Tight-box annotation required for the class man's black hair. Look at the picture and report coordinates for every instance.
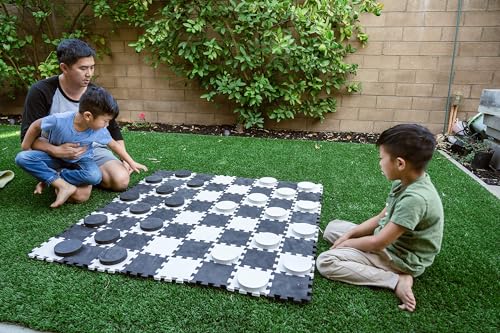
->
[376,124,436,170]
[56,39,96,66]
[79,86,119,119]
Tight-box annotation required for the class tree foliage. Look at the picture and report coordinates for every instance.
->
[0,0,106,98]
[101,0,382,128]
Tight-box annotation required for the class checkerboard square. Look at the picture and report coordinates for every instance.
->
[160,223,193,238]
[116,233,154,251]
[226,216,259,232]
[142,236,182,256]
[219,230,252,246]
[187,200,214,212]
[235,205,263,218]
[192,262,234,287]
[194,190,222,202]
[172,211,205,225]
[240,249,277,270]
[188,225,223,242]
[148,208,179,221]
[108,216,141,230]
[226,184,251,195]
[174,240,212,259]
[200,214,230,227]
[123,254,167,277]
[156,257,202,282]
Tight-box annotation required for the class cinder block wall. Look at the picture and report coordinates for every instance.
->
[1,0,499,134]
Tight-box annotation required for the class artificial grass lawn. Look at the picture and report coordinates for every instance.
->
[0,124,498,333]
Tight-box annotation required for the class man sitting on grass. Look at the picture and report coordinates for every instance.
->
[316,124,444,312]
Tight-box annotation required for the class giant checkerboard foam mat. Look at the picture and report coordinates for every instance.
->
[29,170,323,302]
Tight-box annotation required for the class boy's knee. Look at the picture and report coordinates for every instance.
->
[316,251,341,278]
[15,151,29,166]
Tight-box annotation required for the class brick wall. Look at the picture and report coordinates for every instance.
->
[1,0,499,134]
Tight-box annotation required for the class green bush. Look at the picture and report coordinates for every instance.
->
[103,0,382,128]
[0,0,106,98]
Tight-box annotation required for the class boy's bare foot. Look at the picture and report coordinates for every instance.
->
[50,178,77,208]
[395,274,416,312]
[34,182,46,194]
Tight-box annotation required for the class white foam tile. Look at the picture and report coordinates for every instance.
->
[156,257,202,282]
[225,184,251,195]
[28,237,65,262]
[226,216,259,232]
[187,225,224,242]
[193,190,222,202]
[141,236,183,257]
[211,175,236,185]
[172,211,205,225]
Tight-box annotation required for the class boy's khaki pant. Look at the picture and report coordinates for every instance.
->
[316,220,400,290]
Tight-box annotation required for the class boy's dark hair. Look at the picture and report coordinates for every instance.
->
[79,86,119,119]
[57,39,96,66]
[376,124,436,170]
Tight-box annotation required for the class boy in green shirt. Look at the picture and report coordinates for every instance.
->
[316,124,444,312]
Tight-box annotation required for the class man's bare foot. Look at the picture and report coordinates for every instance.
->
[34,182,46,194]
[395,274,416,312]
[50,179,77,208]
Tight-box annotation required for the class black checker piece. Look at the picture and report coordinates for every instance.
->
[140,217,164,232]
[156,184,175,195]
[165,195,184,208]
[84,214,107,228]
[174,170,192,178]
[187,178,205,188]
[174,240,211,259]
[120,190,140,202]
[61,245,104,266]
[54,239,83,257]
[99,246,128,265]
[130,203,151,214]
[94,229,121,244]
[240,249,277,270]
[145,174,163,183]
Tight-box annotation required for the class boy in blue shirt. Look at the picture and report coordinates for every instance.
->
[316,124,444,312]
[16,87,147,208]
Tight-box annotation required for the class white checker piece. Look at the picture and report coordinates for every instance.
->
[194,190,222,202]
[210,244,244,264]
[227,267,273,296]
[141,236,183,257]
[226,216,259,232]
[187,225,224,242]
[156,257,203,282]
[172,211,205,225]
[276,253,314,276]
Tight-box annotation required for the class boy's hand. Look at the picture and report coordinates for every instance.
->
[129,161,148,173]
[332,233,351,249]
[53,143,86,159]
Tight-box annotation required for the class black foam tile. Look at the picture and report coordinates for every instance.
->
[268,198,294,210]
[186,200,214,212]
[282,238,315,256]
[131,183,155,194]
[219,193,244,203]
[249,187,273,196]
[59,225,96,241]
[204,183,227,192]
[148,208,179,221]
[174,240,211,259]
[239,249,277,270]
[160,223,193,238]
[192,262,234,287]
[123,253,166,277]
[163,179,185,189]
[290,212,319,224]
[235,205,263,219]
[297,192,322,201]
[218,230,251,246]
[175,188,197,199]
[268,273,312,303]
[107,216,141,231]
[200,214,230,227]
[233,177,255,186]
[256,220,287,235]
[98,202,130,214]
[115,233,153,251]
[194,174,214,182]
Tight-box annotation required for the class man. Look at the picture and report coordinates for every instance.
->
[20,38,131,202]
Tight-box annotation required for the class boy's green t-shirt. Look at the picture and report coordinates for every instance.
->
[374,173,444,277]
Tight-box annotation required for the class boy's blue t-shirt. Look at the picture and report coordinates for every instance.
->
[41,112,112,163]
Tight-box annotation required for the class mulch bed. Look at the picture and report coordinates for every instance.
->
[2,114,498,185]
